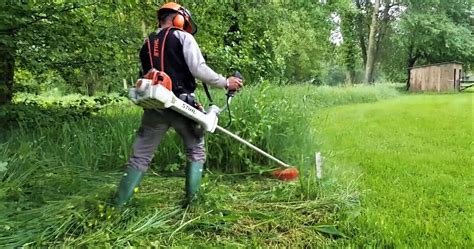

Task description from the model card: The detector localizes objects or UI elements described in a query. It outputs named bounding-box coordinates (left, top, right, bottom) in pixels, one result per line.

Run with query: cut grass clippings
left=0, top=171, right=358, bottom=247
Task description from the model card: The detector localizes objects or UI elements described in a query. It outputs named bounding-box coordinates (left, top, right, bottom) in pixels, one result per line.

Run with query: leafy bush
left=14, top=69, right=70, bottom=95
left=13, top=69, right=40, bottom=94
left=0, top=93, right=126, bottom=129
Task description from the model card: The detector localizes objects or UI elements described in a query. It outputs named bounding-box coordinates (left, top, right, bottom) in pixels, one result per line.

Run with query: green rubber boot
left=184, top=161, right=204, bottom=207
left=113, top=167, right=144, bottom=209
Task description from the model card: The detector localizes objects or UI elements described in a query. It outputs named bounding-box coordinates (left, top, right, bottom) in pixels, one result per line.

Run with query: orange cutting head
left=271, top=167, right=299, bottom=181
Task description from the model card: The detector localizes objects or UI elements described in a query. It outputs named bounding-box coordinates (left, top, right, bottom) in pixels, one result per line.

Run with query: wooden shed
left=409, top=62, right=463, bottom=92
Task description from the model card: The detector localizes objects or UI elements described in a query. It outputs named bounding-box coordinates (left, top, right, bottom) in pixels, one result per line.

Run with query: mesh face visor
left=180, top=7, right=197, bottom=35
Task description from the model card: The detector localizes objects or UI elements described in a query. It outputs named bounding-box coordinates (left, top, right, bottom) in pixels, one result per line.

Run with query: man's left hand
left=226, top=76, right=243, bottom=90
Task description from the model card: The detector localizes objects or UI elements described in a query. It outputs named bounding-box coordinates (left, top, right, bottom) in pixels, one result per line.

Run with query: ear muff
left=172, top=13, right=185, bottom=29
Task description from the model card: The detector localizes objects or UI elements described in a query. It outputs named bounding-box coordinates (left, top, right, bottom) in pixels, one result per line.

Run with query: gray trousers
left=128, top=109, right=206, bottom=172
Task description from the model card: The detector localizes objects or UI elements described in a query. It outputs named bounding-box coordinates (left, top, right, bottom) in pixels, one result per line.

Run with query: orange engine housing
left=137, top=69, right=172, bottom=91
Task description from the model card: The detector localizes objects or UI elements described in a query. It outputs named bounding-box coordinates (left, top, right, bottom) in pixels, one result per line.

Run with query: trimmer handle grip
left=227, top=71, right=243, bottom=97
left=233, top=71, right=243, bottom=79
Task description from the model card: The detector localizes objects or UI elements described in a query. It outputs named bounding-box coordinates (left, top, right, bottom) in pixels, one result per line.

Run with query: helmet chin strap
left=159, top=23, right=173, bottom=29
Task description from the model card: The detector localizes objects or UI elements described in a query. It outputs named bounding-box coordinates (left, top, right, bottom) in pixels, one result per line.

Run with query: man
left=113, top=2, right=243, bottom=208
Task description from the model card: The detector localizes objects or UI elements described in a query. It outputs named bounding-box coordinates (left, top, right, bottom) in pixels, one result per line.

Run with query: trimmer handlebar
left=220, top=71, right=242, bottom=111
left=226, top=71, right=243, bottom=98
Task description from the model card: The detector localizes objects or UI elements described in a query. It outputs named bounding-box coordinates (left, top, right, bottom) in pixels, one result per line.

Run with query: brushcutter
left=128, top=71, right=299, bottom=181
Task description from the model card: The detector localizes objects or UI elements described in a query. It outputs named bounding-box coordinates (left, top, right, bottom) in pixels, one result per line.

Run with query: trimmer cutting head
left=271, top=167, right=299, bottom=181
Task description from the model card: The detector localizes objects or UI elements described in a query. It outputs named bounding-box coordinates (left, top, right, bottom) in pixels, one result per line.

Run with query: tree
left=340, top=2, right=359, bottom=84
left=3, top=0, right=404, bottom=97
left=189, top=1, right=334, bottom=84
left=270, top=2, right=333, bottom=83
left=380, top=0, right=473, bottom=87
left=352, top=0, right=402, bottom=83
left=0, top=2, right=151, bottom=104
left=364, top=0, right=380, bottom=83
left=1, top=2, right=88, bottom=104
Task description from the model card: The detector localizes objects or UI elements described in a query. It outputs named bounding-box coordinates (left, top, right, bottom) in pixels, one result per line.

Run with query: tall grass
left=3, top=83, right=400, bottom=174
left=206, top=83, right=401, bottom=172
left=0, top=83, right=400, bottom=246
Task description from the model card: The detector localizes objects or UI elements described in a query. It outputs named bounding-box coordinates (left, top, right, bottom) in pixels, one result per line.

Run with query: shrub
left=0, top=93, right=126, bottom=129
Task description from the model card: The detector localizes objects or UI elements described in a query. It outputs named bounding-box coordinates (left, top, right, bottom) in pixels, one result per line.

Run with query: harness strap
left=202, top=82, right=213, bottom=104
left=160, top=27, right=173, bottom=72
left=147, top=27, right=214, bottom=104
left=146, top=27, right=173, bottom=72
left=146, top=37, right=154, bottom=69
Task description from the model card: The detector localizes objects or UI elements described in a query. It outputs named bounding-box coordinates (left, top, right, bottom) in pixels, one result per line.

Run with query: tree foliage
left=404, top=1, right=472, bottom=65
left=337, top=0, right=473, bottom=83
left=340, top=2, right=359, bottom=84
left=1, top=1, right=337, bottom=104
left=0, top=0, right=472, bottom=105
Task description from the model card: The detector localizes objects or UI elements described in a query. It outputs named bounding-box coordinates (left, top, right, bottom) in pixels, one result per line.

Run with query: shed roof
left=409, top=61, right=463, bottom=69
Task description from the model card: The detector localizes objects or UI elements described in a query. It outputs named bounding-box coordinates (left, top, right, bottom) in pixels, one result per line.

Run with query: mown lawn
left=315, top=92, right=473, bottom=247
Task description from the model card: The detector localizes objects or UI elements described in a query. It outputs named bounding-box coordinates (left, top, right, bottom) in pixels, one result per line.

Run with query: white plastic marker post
left=315, top=152, right=323, bottom=180
left=123, top=79, right=128, bottom=90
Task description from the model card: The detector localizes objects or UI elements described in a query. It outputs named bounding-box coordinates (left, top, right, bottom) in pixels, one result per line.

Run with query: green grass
left=314, top=92, right=473, bottom=247
left=5, top=84, right=470, bottom=247
left=0, top=83, right=404, bottom=246
left=0, top=171, right=357, bottom=247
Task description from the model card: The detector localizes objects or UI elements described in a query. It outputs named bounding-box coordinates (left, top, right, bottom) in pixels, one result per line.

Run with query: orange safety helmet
left=158, top=2, right=197, bottom=35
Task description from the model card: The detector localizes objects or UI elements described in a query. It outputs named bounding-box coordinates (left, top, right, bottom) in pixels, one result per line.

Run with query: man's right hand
left=226, top=76, right=243, bottom=91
